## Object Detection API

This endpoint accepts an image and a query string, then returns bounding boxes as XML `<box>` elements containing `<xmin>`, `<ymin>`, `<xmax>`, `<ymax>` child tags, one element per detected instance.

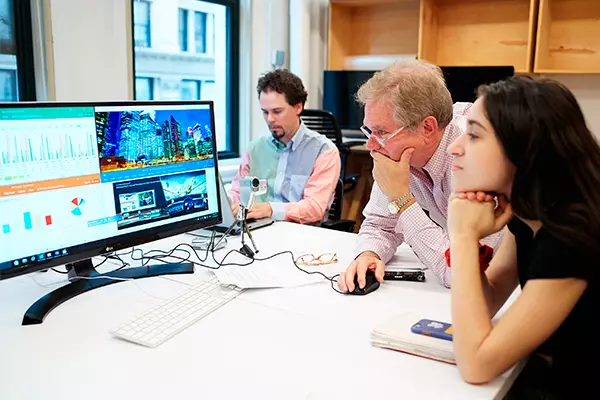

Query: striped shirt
<box><xmin>355</xmin><ymin>103</ymin><xmax>504</xmax><ymax>287</ymax></box>
<box><xmin>230</xmin><ymin>122</ymin><xmax>341</xmax><ymax>224</ymax></box>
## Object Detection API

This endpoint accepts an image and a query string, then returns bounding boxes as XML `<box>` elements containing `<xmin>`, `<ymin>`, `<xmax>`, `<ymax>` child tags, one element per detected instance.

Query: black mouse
<box><xmin>349</xmin><ymin>270</ymin><xmax>380</xmax><ymax>295</ymax></box>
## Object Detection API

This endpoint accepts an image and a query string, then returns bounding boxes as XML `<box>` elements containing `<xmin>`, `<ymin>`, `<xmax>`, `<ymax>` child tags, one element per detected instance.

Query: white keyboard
<box><xmin>110</xmin><ymin>275</ymin><xmax>243</xmax><ymax>348</ymax></box>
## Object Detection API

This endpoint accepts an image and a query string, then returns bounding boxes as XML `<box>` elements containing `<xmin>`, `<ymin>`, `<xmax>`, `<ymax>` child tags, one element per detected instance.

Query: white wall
<box><xmin>250</xmin><ymin>0</ymin><xmax>289</xmax><ymax>141</ymax></box>
<box><xmin>48</xmin><ymin>0</ymin><xmax>131</xmax><ymax>101</ymax></box>
<box><xmin>289</xmin><ymin>0</ymin><xmax>328</xmax><ymax>109</ymax></box>
<box><xmin>544</xmin><ymin>75</ymin><xmax>600</xmax><ymax>136</ymax></box>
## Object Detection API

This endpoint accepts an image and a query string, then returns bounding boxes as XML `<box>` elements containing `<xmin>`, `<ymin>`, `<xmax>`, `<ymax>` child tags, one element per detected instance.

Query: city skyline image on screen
<box><xmin>96</xmin><ymin>108</ymin><xmax>214</xmax><ymax>173</ymax></box>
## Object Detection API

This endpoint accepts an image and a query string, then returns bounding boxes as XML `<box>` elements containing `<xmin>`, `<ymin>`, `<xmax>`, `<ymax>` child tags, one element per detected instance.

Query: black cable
<box><xmin>254</xmin><ymin>251</ymin><xmax>344</xmax><ymax>294</ymax></box>
<box><xmin>131</xmin><ymin>231</ymin><xmax>221</xmax><ymax>270</ymax></box>
<box><xmin>105</xmin><ymin>250</ymin><xmax>132</xmax><ymax>273</ymax></box>
<box><xmin>190</xmin><ymin>232</ymin><xmax>228</xmax><ymax>251</ymax></box>
<box><xmin>54</xmin><ymin>230</ymin><xmax>344</xmax><ymax>294</ymax></box>
<box><xmin>51</xmin><ymin>248</ymin><xmax>134</xmax><ymax>275</ymax></box>
<box><xmin>211</xmin><ymin>246</ymin><xmax>255</xmax><ymax>267</ymax></box>
<box><xmin>190</xmin><ymin>232</ymin><xmax>344</xmax><ymax>293</ymax></box>
<box><xmin>206</xmin><ymin>241</ymin><xmax>344</xmax><ymax>293</ymax></box>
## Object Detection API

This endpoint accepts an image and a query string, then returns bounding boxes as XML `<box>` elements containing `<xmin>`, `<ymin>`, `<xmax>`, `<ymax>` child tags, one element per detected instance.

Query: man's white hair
<box><xmin>356</xmin><ymin>59</ymin><xmax>453</xmax><ymax>129</ymax></box>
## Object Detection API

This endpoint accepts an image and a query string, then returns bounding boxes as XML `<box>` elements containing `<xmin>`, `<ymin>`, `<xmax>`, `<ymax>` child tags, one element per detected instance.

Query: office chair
<box><xmin>320</xmin><ymin>179</ymin><xmax>356</xmax><ymax>233</ymax></box>
<box><xmin>300</xmin><ymin>109</ymin><xmax>358</xmax><ymax>193</ymax></box>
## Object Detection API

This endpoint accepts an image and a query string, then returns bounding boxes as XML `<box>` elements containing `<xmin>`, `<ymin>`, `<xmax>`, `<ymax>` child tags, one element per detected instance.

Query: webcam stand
<box><xmin>213</xmin><ymin>204</ymin><xmax>259</xmax><ymax>257</ymax></box>
<box><xmin>238</xmin><ymin>206</ymin><xmax>259</xmax><ymax>258</ymax></box>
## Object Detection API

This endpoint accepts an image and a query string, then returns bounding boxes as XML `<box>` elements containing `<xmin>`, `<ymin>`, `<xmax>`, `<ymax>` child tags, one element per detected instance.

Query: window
<box><xmin>181</xmin><ymin>79</ymin><xmax>200</xmax><ymax>100</ymax></box>
<box><xmin>135</xmin><ymin>77</ymin><xmax>154</xmax><ymax>100</ymax></box>
<box><xmin>0</xmin><ymin>0</ymin><xmax>35</xmax><ymax>101</ymax></box>
<box><xmin>132</xmin><ymin>0</ymin><xmax>239</xmax><ymax>158</ymax></box>
<box><xmin>133</xmin><ymin>0</ymin><xmax>151</xmax><ymax>48</ymax></box>
<box><xmin>0</xmin><ymin>69</ymin><xmax>16</xmax><ymax>101</ymax></box>
<box><xmin>194</xmin><ymin>11</ymin><xmax>207</xmax><ymax>54</ymax></box>
<box><xmin>178</xmin><ymin>8</ymin><xmax>188</xmax><ymax>52</ymax></box>
<box><xmin>201</xmin><ymin>80</ymin><xmax>215</xmax><ymax>101</ymax></box>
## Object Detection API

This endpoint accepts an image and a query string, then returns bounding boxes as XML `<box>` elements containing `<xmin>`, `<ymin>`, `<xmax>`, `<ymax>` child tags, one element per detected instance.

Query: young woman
<box><xmin>446</xmin><ymin>76</ymin><xmax>599</xmax><ymax>398</ymax></box>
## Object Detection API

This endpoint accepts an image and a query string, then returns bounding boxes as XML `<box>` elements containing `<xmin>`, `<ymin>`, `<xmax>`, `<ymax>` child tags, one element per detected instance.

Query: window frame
<box><xmin>135</xmin><ymin>76</ymin><xmax>154</xmax><ymax>100</ymax></box>
<box><xmin>194</xmin><ymin>11</ymin><xmax>207</xmax><ymax>54</ymax></box>
<box><xmin>181</xmin><ymin>79</ymin><xmax>201</xmax><ymax>100</ymax></box>
<box><xmin>133</xmin><ymin>0</ymin><xmax>151</xmax><ymax>48</ymax></box>
<box><xmin>178</xmin><ymin>8</ymin><xmax>189</xmax><ymax>52</ymax></box>
<box><xmin>0</xmin><ymin>68</ymin><xmax>17</xmax><ymax>101</ymax></box>
<box><xmin>130</xmin><ymin>0</ymin><xmax>240</xmax><ymax>160</ymax></box>
<box><xmin>2</xmin><ymin>0</ymin><xmax>37</xmax><ymax>101</ymax></box>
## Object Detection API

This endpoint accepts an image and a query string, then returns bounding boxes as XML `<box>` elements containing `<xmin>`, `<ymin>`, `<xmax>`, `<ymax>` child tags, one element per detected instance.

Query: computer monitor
<box><xmin>322</xmin><ymin>66</ymin><xmax>515</xmax><ymax>130</ymax></box>
<box><xmin>0</xmin><ymin>101</ymin><xmax>222</xmax><ymax>324</ymax></box>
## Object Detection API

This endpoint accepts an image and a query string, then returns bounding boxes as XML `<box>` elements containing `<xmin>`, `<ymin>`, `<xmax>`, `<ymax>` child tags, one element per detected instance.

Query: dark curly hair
<box><xmin>256</xmin><ymin>69</ymin><xmax>308</xmax><ymax>108</ymax></box>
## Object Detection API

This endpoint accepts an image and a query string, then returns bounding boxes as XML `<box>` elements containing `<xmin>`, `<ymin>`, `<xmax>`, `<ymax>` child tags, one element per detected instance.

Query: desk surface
<box><xmin>0</xmin><ymin>222</ymin><xmax>520</xmax><ymax>400</ymax></box>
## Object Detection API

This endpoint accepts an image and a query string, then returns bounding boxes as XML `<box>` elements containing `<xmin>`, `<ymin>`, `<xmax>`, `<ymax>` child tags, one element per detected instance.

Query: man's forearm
<box><xmin>275</xmin><ymin>197</ymin><xmax>326</xmax><ymax>224</ymax></box>
<box><xmin>398</xmin><ymin>202</ymin><xmax>453</xmax><ymax>286</ymax></box>
<box><xmin>355</xmin><ymin>183</ymin><xmax>405</xmax><ymax>262</ymax></box>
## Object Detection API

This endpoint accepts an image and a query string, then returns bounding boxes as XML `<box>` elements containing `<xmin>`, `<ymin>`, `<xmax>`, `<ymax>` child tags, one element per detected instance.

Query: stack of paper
<box><xmin>371</xmin><ymin>312</ymin><xmax>455</xmax><ymax>364</ymax></box>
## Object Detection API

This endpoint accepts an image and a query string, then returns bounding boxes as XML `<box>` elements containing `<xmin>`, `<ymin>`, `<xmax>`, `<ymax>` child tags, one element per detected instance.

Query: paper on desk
<box><xmin>213</xmin><ymin>262</ymin><xmax>326</xmax><ymax>289</ymax></box>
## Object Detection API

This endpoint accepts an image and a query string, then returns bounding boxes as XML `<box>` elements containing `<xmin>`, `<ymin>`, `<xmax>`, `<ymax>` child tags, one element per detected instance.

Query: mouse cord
<box><xmin>252</xmin><ymin>251</ymin><xmax>344</xmax><ymax>294</ymax></box>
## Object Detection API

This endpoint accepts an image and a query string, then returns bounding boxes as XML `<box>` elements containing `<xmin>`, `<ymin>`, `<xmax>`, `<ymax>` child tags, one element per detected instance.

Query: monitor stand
<box><xmin>22</xmin><ymin>258</ymin><xmax>194</xmax><ymax>325</ymax></box>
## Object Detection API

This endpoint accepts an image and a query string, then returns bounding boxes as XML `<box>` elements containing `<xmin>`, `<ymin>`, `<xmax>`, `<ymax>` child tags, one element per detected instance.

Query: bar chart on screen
<box><xmin>0</xmin><ymin>119</ymin><xmax>100</xmax><ymax>188</ymax></box>
<box><xmin>0</xmin><ymin>184</ymin><xmax>118</xmax><ymax>265</ymax></box>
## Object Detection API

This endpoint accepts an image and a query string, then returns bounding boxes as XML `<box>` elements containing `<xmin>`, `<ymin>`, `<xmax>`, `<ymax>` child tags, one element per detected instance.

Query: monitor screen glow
<box><xmin>0</xmin><ymin>101</ymin><xmax>222</xmax><ymax>279</ymax></box>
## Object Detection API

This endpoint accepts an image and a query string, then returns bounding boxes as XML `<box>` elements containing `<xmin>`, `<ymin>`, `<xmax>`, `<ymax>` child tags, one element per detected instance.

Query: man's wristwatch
<box><xmin>387</xmin><ymin>192</ymin><xmax>415</xmax><ymax>215</ymax></box>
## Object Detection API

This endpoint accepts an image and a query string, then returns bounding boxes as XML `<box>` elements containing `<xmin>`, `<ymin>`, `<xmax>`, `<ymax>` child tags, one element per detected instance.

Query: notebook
<box><xmin>371</xmin><ymin>312</ymin><xmax>455</xmax><ymax>364</ymax></box>
<box><xmin>205</xmin><ymin>175</ymin><xmax>274</xmax><ymax>235</ymax></box>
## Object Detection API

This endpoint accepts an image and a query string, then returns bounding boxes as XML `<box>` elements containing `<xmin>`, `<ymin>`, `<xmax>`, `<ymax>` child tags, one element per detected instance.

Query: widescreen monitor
<box><xmin>0</xmin><ymin>101</ymin><xmax>222</xmax><ymax>324</ymax></box>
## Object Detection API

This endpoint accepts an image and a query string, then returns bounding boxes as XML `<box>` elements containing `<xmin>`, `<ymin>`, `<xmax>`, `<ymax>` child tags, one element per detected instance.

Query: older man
<box><xmin>339</xmin><ymin>59</ymin><xmax>503</xmax><ymax>291</ymax></box>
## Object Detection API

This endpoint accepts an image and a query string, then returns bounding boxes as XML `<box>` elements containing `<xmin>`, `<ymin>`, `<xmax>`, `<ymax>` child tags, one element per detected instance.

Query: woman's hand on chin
<box><xmin>449</xmin><ymin>192</ymin><xmax>513</xmax><ymax>241</ymax></box>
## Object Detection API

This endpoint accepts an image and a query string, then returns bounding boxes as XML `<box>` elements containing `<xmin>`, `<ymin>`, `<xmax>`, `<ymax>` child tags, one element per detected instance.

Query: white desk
<box><xmin>0</xmin><ymin>222</ymin><xmax>520</xmax><ymax>400</ymax></box>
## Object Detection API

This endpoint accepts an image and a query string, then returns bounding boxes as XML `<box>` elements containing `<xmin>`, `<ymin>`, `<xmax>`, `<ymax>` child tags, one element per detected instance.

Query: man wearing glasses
<box><xmin>338</xmin><ymin>59</ymin><xmax>504</xmax><ymax>291</ymax></box>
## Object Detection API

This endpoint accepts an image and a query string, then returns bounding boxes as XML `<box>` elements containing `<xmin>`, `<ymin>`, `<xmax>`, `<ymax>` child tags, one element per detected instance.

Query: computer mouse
<box><xmin>349</xmin><ymin>269</ymin><xmax>380</xmax><ymax>295</ymax></box>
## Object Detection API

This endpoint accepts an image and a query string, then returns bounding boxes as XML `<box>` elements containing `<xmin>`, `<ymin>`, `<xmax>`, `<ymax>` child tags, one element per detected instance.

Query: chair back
<box><xmin>300</xmin><ymin>110</ymin><xmax>350</xmax><ymax>225</ymax></box>
<box><xmin>300</xmin><ymin>109</ymin><xmax>343</xmax><ymax>148</ymax></box>
<box><xmin>300</xmin><ymin>108</ymin><xmax>350</xmax><ymax>182</ymax></box>
<box><xmin>328</xmin><ymin>178</ymin><xmax>343</xmax><ymax>221</ymax></box>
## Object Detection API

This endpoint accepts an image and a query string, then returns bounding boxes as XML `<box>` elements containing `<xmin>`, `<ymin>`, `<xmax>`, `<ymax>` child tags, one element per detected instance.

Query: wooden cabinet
<box><xmin>328</xmin><ymin>0</ymin><xmax>420</xmax><ymax>70</ymax></box>
<box><xmin>419</xmin><ymin>0</ymin><xmax>539</xmax><ymax>73</ymax></box>
<box><xmin>534</xmin><ymin>0</ymin><xmax>600</xmax><ymax>74</ymax></box>
<box><xmin>328</xmin><ymin>0</ymin><xmax>600</xmax><ymax>74</ymax></box>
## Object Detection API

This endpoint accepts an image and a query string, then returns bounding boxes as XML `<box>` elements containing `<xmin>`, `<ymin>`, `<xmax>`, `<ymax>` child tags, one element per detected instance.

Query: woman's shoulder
<box><xmin>507</xmin><ymin>217</ymin><xmax>528</xmax><ymax>236</ymax></box>
<box><xmin>526</xmin><ymin>223</ymin><xmax>598</xmax><ymax>282</ymax></box>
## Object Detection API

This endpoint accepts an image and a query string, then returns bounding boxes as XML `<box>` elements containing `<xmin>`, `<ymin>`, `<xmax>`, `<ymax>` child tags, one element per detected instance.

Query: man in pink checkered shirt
<box><xmin>338</xmin><ymin>60</ymin><xmax>504</xmax><ymax>292</ymax></box>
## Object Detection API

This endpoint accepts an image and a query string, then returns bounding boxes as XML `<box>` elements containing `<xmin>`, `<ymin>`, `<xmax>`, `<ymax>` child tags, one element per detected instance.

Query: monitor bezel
<box><xmin>0</xmin><ymin>100</ymin><xmax>223</xmax><ymax>280</ymax></box>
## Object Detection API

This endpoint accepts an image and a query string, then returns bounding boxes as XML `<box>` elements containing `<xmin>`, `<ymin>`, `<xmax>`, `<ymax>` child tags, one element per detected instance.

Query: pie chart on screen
<box><xmin>70</xmin><ymin>198</ymin><xmax>85</xmax><ymax>216</ymax></box>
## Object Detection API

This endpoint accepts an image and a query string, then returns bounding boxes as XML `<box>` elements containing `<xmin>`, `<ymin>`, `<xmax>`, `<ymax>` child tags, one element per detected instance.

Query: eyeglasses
<box><xmin>295</xmin><ymin>253</ymin><xmax>338</xmax><ymax>266</ymax></box>
<box><xmin>360</xmin><ymin>124</ymin><xmax>406</xmax><ymax>146</ymax></box>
